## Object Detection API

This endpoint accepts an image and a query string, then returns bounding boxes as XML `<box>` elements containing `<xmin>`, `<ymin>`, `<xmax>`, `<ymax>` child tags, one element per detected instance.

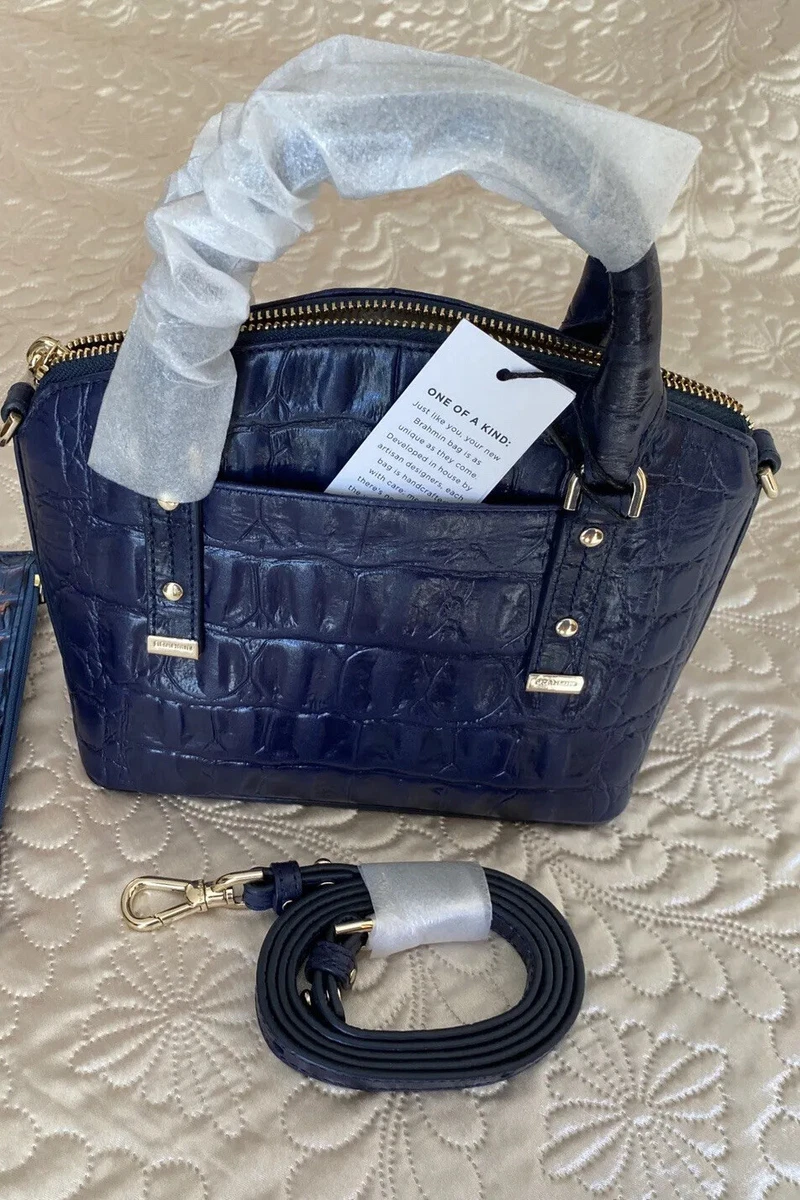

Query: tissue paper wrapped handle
<box><xmin>88</xmin><ymin>35</ymin><xmax>699</xmax><ymax>503</ymax></box>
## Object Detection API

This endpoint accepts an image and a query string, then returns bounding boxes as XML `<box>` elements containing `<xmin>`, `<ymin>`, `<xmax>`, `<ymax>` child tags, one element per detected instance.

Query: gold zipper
<box><xmin>25</xmin><ymin>295</ymin><xmax>750</xmax><ymax>426</ymax></box>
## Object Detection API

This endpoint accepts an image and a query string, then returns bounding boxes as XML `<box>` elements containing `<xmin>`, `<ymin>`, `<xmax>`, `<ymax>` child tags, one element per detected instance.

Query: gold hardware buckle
<box><xmin>0</xmin><ymin>411</ymin><xmax>22</xmax><ymax>447</ymax></box>
<box><xmin>563</xmin><ymin>466</ymin><xmax>647</xmax><ymax>519</ymax></box>
<box><xmin>121</xmin><ymin>868</ymin><xmax>265</xmax><ymax>930</ymax></box>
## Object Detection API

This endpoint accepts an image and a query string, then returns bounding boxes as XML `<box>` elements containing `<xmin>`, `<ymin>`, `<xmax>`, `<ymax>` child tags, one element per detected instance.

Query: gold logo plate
<box><xmin>147</xmin><ymin>635</ymin><xmax>200</xmax><ymax>660</ymax></box>
<box><xmin>526</xmin><ymin>673</ymin><xmax>585</xmax><ymax>695</ymax></box>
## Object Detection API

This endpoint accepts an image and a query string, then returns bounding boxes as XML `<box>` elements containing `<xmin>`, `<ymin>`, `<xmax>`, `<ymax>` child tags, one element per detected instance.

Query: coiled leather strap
<box><xmin>245</xmin><ymin>861</ymin><xmax>584</xmax><ymax>1091</ymax></box>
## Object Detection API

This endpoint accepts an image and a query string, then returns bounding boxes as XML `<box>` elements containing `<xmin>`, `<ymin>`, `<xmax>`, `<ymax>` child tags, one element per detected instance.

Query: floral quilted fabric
<box><xmin>0</xmin><ymin>3</ymin><xmax>798</xmax><ymax>1197</ymax></box>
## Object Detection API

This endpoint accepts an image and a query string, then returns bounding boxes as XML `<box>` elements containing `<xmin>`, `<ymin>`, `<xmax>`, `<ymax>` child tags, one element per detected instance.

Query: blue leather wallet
<box><xmin>0</xmin><ymin>553</ymin><xmax>38</xmax><ymax>823</ymax></box>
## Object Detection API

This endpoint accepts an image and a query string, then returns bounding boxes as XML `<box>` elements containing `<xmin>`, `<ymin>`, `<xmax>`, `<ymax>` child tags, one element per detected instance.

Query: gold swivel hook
<box><xmin>120</xmin><ymin>869</ymin><xmax>266</xmax><ymax>930</ymax></box>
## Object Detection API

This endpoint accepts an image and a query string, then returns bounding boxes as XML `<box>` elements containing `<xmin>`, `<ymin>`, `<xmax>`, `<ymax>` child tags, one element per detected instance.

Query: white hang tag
<box><xmin>325</xmin><ymin>318</ymin><xmax>575</xmax><ymax>503</ymax></box>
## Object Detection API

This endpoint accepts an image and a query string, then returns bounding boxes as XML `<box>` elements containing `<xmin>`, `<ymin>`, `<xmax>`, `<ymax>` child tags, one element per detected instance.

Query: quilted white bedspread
<box><xmin>1</xmin><ymin>4</ymin><xmax>798</xmax><ymax>1198</ymax></box>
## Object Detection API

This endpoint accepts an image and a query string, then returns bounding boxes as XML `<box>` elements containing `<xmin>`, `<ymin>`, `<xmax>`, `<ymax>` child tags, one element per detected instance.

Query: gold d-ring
<box><xmin>563</xmin><ymin>466</ymin><xmax>647</xmax><ymax>519</ymax></box>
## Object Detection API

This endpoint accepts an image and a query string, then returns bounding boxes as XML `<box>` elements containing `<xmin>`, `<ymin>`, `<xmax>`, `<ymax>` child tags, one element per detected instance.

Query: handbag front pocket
<box><xmin>199</xmin><ymin>483</ymin><xmax>561</xmax><ymax>729</ymax></box>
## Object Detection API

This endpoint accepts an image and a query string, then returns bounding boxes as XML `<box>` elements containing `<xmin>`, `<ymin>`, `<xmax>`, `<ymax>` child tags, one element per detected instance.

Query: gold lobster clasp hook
<box><xmin>121</xmin><ymin>869</ymin><xmax>266</xmax><ymax>931</ymax></box>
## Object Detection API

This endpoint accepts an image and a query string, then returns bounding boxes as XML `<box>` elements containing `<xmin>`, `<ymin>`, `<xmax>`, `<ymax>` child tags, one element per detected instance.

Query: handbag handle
<box><xmin>90</xmin><ymin>37</ymin><xmax>697</xmax><ymax>502</ymax></box>
<box><xmin>561</xmin><ymin>248</ymin><xmax>663</xmax><ymax>488</ymax></box>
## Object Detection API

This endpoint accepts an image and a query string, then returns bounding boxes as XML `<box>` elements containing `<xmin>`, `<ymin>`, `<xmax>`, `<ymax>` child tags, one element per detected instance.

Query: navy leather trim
<box><xmin>142</xmin><ymin>499</ymin><xmax>204</xmax><ymax>650</ymax></box>
<box><xmin>0</xmin><ymin>553</ymin><xmax>38</xmax><ymax>823</ymax></box>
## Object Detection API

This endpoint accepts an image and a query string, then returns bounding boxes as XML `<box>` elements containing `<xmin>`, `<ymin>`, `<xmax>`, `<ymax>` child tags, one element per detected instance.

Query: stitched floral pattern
<box><xmin>760</xmin><ymin>1066</ymin><xmax>800</xmax><ymax>1196</ymax></box>
<box><xmin>637</xmin><ymin>697</ymin><xmax>777</xmax><ymax>836</ymax></box>
<box><xmin>70</xmin><ymin>933</ymin><xmax>261</xmax><ymax>1136</ymax></box>
<box><xmin>1</xmin><ymin>2</ymin><xmax>799</xmax><ymax>1198</ymax></box>
<box><xmin>282</xmin><ymin>1080</ymin><xmax>502</xmax><ymax>1200</ymax></box>
<box><xmin>541</xmin><ymin>1012</ymin><xmax>728</xmax><ymax>1196</ymax></box>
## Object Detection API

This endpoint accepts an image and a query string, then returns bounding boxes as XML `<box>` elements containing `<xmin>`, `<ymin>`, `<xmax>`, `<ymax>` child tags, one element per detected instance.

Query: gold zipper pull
<box><xmin>27</xmin><ymin>336</ymin><xmax>67</xmax><ymax>383</ymax></box>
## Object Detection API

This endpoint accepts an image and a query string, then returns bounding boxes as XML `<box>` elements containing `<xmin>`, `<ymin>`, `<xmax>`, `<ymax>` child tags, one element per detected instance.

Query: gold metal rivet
<box><xmin>161</xmin><ymin>581</ymin><xmax>184</xmax><ymax>602</ymax></box>
<box><xmin>579</xmin><ymin>527</ymin><xmax>604</xmax><ymax>548</ymax></box>
<box><xmin>555</xmin><ymin>617</ymin><xmax>579</xmax><ymax>638</ymax></box>
<box><xmin>157</xmin><ymin>499</ymin><xmax>179</xmax><ymax>511</ymax></box>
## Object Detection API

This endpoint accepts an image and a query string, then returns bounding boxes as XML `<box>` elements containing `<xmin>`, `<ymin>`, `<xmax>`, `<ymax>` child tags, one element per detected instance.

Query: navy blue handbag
<box><xmin>2</xmin><ymin>247</ymin><xmax>779</xmax><ymax>823</ymax></box>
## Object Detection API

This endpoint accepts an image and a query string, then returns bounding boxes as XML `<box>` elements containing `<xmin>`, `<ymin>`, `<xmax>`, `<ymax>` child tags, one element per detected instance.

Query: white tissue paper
<box><xmin>88</xmin><ymin>34</ymin><xmax>700</xmax><ymax>503</ymax></box>
<box><xmin>359</xmin><ymin>861</ymin><xmax>492</xmax><ymax>958</ymax></box>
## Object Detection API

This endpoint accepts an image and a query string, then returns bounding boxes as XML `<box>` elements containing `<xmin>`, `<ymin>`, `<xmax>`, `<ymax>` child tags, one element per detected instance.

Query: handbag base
<box><xmin>76</xmin><ymin>737</ymin><xmax>629</xmax><ymax>825</ymax></box>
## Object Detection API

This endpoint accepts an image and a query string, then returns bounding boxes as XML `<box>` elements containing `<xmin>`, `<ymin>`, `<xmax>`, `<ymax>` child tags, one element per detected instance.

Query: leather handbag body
<box><xmin>4</xmin><ymin>244</ymin><xmax>779</xmax><ymax>823</ymax></box>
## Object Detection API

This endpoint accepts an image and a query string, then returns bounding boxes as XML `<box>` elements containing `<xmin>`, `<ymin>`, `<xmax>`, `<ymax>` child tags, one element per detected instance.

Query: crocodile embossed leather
<box><xmin>10</xmin><ymin>252</ymin><xmax>779</xmax><ymax>822</ymax></box>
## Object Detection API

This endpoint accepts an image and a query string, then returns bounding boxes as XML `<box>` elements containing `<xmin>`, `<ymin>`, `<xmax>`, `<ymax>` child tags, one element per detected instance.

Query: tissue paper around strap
<box><xmin>359</xmin><ymin>861</ymin><xmax>492</xmax><ymax>958</ymax></box>
<box><xmin>88</xmin><ymin>34</ymin><xmax>700</xmax><ymax>504</ymax></box>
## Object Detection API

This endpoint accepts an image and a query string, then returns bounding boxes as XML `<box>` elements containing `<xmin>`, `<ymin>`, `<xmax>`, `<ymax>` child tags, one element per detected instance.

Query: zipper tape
<box><xmin>26</xmin><ymin>293</ymin><xmax>749</xmax><ymax>426</ymax></box>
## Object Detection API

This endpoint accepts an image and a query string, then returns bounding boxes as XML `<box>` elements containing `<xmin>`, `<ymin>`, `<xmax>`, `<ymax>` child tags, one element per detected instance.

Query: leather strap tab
<box><xmin>524</xmin><ymin>505</ymin><xmax>616</xmax><ymax>697</ymax></box>
<box><xmin>753</xmin><ymin>428</ymin><xmax>781</xmax><ymax>474</ymax></box>
<box><xmin>1</xmin><ymin>382</ymin><xmax>35</xmax><ymax>445</ymax></box>
<box><xmin>1</xmin><ymin>382</ymin><xmax>34</xmax><ymax>425</ymax></box>
<box><xmin>142</xmin><ymin>499</ymin><xmax>204</xmax><ymax>656</ymax></box>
